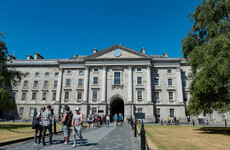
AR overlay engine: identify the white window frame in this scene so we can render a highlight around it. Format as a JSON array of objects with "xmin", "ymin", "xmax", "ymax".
[
  {"xmin": 154, "ymin": 78, "xmax": 159, "ymax": 86},
  {"xmin": 93, "ymin": 77, "xmax": 98, "ymax": 85},
  {"xmin": 137, "ymin": 77, "xmax": 142, "ymax": 85},
  {"xmin": 21, "ymin": 92, "xmax": 26, "ymax": 100},
  {"xmin": 79, "ymin": 70, "xmax": 83, "ymax": 74},
  {"xmin": 221, "ymin": 113, "xmax": 227, "ymax": 120},
  {"xmin": 153, "ymin": 69, "xmax": 158, "ymax": 74},
  {"xmin": 182, "ymin": 80, "xmax": 187, "ymax": 88},
  {"xmin": 19, "ymin": 107, "xmax": 24, "ymax": 116},
  {"xmin": 92, "ymin": 90, "xmax": 98, "ymax": 100},
  {"xmin": 155, "ymin": 92, "xmax": 160, "ymax": 101},
  {"xmin": 210, "ymin": 111, "xmax": 215, "ymax": 119},
  {"xmin": 167, "ymin": 69, "xmax": 173, "ymax": 74},
  {"xmin": 137, "ymin": 108, "xmax": 143, "ymax": 113},
  {"xmin": 43, "ymin": 81, "xmax": 48, "ymax": 88},
  {"xmin": 137, "ymin": 67, "xmax": 142, "ymax": 72},
  {"xmin": 168, "ymin": 92, "xmax": 174, "ymax": 100},
  {"xmin": 137, "ymin": 90, "xmax": 143, "ymax": 100},
  {"xmin": 168, "ymin": 78, "xmax": 173, "ymax": 86},
  {"xmin": 42, "ymin": 92, "xmax": 47, "ymax": 100},
  {"xmin": 66, "ymin": 79, "xmax": 70, "ymax": 86},
  {"xmin": 35, "ymin": 72, "xmax": 39, "ymax": 77},
  {"xmin": 29, "ymin": 107, "xmax": 35, "ymax": 116},
  {"xmin": 23, "ymin": 81, "xmax": 28, "ymax": 88},
  {"xmin": 55, "ymin": 72, "xmax": 59, "ymax": 77},
  {"xmin": 54, "ymin": 81, "xmax": 58, "ymax": 88},
  {"xmin": 94, "ymin": 68, "xmax": 99, "ymax": 72},
  {"xmin": 170, "ymin": 108, "xmax": 174, "ymax": 117},
  {"xmin": 45, "ymin": 72, "xmax": 49, "ymax": 77},
  {"xmin": 66, "ymin": 70, "xmax": 72, "ymax": 75},
  {"xmin": 64, "ymin": 91, "xmax": 70, "ymax": 100},
  {"xmin": 52, "ymin": 92, "xmax": 56, "ymax": 101},
  {"xmin": 33, "ymin": 81, "xmax": 38, "ymax": 88},
  {"xmin": 114, "ymin": 72, "xmax": 121, "ymax": 85},
  {"xmin": 78, "ymin": 79, "xmax": 83, "ymax": 86},
  {"xmin": 25, "ymin": 72, "xmax": 30, "ymax": 78},
  {"xmin": 77, "ymin": 91, "xmax": 82, "ymax": 100},
  {"xmin": 92, "ymin": 107, "xmax": 97, "ymax": 114},
  {"xmin": 32, "ymin": 91, "xmax": 37, "ymax": 100}
]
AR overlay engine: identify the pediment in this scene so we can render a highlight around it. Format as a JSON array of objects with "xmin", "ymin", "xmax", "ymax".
[{"xmin": 85, "ymin": 44, "xmax": 151, "ymax": 60}]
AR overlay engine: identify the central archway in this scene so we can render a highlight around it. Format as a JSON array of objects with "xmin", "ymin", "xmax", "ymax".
[{"xmin": 110, "ymin": 99, "xmax": 124, "ymax": 122}]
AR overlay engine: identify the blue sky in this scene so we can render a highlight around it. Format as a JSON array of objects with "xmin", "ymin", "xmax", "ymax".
[{"xmin": 1, "ymin": 0, "xmax": 201, "ymax": 59}]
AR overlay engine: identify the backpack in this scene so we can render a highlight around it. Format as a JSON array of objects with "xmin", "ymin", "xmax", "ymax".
[
  {"xmin": 67, "ymin": 112, "xmax": 72, "ymax": 126},
  {"xmin": 32, "ymin": 112, "xmax": 39, "ymax": 129}
]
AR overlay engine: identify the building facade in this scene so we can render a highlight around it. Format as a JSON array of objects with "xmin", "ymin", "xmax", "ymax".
[{"xmin": 7, "ymin": 44, "xmax": 227, "ymax": 123}]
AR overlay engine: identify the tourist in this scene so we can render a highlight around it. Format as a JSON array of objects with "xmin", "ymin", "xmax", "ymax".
[
  {"xmin": 106, "ymin": 115, "xmax": 110, "ymax": 127},
  {"xmin": 168, "ymin": 115, "xmax": 171, "ymax": 125},
  {"xmin": 62, "ymin": 105, "xmax": 72, "ymax": 142},
  {"xmin": 34, "ymin": 107, "xmax": 45, "ymax": 145},
  {"xmin": 206, "ymin": 119, "xmax": 209, "ymax": 125},
  {"xmin": 41, "ymin": 105, "xmax": 53, "ymax": 146},
  {"xmin": 102, "ymin": 115, "xmax": 106, "ymax": 125},
  {"xmin": 87, "ymin": 114, "xmax": 94, "ymax": 128},
  {"xmin": 114, "ymin": 113, "xmax": 118, "ymax": 126},
  {"xmin": 119, "ymin": 113, "xmax": 123, "ymax": 126},
  {"xmin": 174, "ymin": 116, "xmax": 177, "ymax": 125},
  {"xmin": 97, "ymin": 115, "xmax": 101, "ymax": 127},
  {"xmin": 62, "ymin": 106, "xmax": 71, "ymax": 145},
  {"xmin": 94, "ymin": 114, "xmax": 98, "ymax": 127},
  {"xmin": 72, "ymin": 107, "xmax": 83, "ymax": 148}
]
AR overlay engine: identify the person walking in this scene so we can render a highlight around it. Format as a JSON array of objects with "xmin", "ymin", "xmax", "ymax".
[
  {"xmin": 114, "ymin": 113, "xmax": 118, "ymax": 126},
  {"xmin": 62, "ymin": 106, "xmax": 71, "ymax": 145},
  {"xmin": 72, "ymin": 107, "xmax": 83, "ymax": 148},
  {"xmin": 106, "ymin": 115, "xmax": 110, "ymax": 127},
  {"xmin": 34, "ymin": 107, "xmax": 45, "ymax": 145},
  {"xmin": 119, "ymin": 113, "xmax": 123, "ymax": 126},
  {"xmin": 41, "ymin": 105, "xmax": 53, "ymax": 146}
]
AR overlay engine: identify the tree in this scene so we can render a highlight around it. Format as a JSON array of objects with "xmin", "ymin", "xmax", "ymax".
[
  {"xmin": 181, "ymin": 0, "xmax": 230, "ymax": 115},
  {"xmin": 0, "ymin": 33, "xmax": 23, "ymax": 117}
]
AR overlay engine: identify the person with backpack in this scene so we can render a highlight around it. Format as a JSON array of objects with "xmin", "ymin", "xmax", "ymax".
[
  {"xmin": 72, "ymin": 107, "xmax": 83, "ymax": 148},
  {"xmin": 62, "ymin": 106, "xmax": 72, "ymax": 145},
  {"xmin": 34, "ymin": 107, "xmax": 45, "ymax": 145},
  {"xmin": 41, "ymin": 105, "xmax": 53, "ymax": 146}
]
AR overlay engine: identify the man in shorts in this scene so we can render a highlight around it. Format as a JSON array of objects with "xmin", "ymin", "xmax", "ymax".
[
  {"xmin": 72, "ymin": 107, "xmax": 83, "ymax": 148},
  {"xmin": 119, "ymin": 113, "xmax": 123, "ymax": 126},
  {"xmin": 62, "ymin": 106, "xmax": 71, "ymax": 144}
]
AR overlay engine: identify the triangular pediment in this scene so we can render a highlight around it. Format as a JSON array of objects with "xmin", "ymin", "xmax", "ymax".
[{"xmin": 85, "ymin": 44, "xmax": 151, "ymax": 60}]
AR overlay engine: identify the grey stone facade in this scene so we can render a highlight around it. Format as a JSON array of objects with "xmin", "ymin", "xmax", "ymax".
[{"xmin": 6, "ymin": 44, "xmax": 228, "ymax": 123}]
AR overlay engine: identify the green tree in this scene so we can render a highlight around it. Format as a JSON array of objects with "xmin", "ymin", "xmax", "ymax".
[
  {"xmin": 0, "ymin": 33, "xmax": 23, "ymax": 116},
  {"xmin": 182, "ymin": 0, "xmax": 230, "ymax": 115}
]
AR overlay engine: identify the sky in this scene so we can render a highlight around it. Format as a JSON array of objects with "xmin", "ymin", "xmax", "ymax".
[{"xmin": 1, "ymin": 0, "xmax": 202, "ymax": 59}]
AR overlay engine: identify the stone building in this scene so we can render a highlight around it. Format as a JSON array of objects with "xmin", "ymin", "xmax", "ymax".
[{"xmin": 6, "ymin": 44, "xmax": 227, "ymax": 123}]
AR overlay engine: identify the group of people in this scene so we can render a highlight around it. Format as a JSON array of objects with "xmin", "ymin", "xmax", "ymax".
[
  {"xmin": 167, "ymin": 115, "xmax": 178, "ymax": 125},
  {"xmin": 86, "ymin": 114, "xmax": 110, "ymax": 128},
  {"xmin": 113, "ymin": 113, "xmax": 123, "ymax": 126},
  {"xmin": 33, "ymin": 105, "xmax": 83, "ymax": 148}
]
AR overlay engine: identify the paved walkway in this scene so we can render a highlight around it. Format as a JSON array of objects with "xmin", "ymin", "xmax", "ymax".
[{"xmin": 3, "ymin": 123, "xmax": 139, "ymax": 150}]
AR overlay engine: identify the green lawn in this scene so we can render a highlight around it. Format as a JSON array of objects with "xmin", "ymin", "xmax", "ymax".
[{"xmin": 138, "ymin": 125, "xmax": 230, "ymax": 150}]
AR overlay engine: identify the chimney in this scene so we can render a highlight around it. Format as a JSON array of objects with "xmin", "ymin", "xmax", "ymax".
[
  {"xmin": 7, "ymin": 55, "xmax": 16, "ymax": 60},
  {"xmin": 141, "ymin": 47, "xmax": 146, "ymax": 54},
  {"xmin": 93, "ymin": 48, "xmax": 98, "ymax": 54},
  {"xmin": 163, "ymin": 52, "xmax": 168, "ymax": 57},
  {"xmin": 73, "ymin": 54, "xmax": 78, "ymax": 58},
  {"xmin": 27, "ymin": 55, "xmax": 34, "ymax": 60},
  {"xmin": 34, "ymin": 52, "xmax": 44, "ymax": 59}
]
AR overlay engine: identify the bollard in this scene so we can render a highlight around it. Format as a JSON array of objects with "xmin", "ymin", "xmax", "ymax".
[
  {"xmin": 225, "ymin": 120, "xmax": 227, "ymax": 127},
  {"xmin": 141, "ymin": 120, "xmax": 146, "ymax": 150},
  {"xmin": 54, "ymin": 119, "xmax": 57, "ymax": 135},
  {"xmin": 134, "ymin": 121, "xmax": 137, "ymax": 137},
  {"xmin": 193, "ymin": 120, "xmax": 195, "ymax": 126}
]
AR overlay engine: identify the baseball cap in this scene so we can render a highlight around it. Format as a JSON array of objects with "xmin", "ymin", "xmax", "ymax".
[{"xmin": 75, "ymin": 107, "xmax": 80, "ymax": 111}]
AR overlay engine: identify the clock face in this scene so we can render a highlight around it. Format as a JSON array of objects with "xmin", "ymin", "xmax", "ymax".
[{"xmin": 114, "ymin": 49, "xmax": 122, "ymax": 57}]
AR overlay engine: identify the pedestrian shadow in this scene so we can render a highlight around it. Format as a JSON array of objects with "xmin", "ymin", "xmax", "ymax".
[{"xmin": 195, "ymin": 127, "xmax": 230, "ymax": 136}]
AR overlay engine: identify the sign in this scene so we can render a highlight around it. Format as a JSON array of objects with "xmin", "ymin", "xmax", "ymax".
[
  {"xmin": 135, "ymin": 113, "xmax": 145, "ymax": 119},
  {"xmin": 98, "ymin": 110, "xmax": 104, "ymax": 113}
]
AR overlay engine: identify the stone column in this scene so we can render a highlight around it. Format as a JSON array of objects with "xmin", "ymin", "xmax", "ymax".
[
  {"xmin": 147, "ymin": 65, "xmax": 152, "ymax": 102},
  {"xmin": 176, "ymin": 68, "xmax": 183, "ymax": 103},
  {"xmin": 128, "ymin": 65, "xmax": 133, "ymax": 103},
  {"xmin": 83, "ymin": 66, "xmax": 89, "ymax": 102},
  {"xmin": 102, "ymin": 66, "xmax": 107, "ymax": 102},
  {"xmin": 56, "ymin": 68, "xmax": 63, "ymax": 119}
]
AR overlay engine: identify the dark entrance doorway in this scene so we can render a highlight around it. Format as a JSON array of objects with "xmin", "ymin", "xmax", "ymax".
[{"xmin": 110, "ymin": 99, "xmax": 124, "ymax": 122}]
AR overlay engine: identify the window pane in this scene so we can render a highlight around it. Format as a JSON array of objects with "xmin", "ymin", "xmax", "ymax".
[
  {"xmin": 22, "ymin": 92, "xmax": 26, "ymax": 100},
  {"xmin": 44, "ymin": 81, "xmax": 48, "ymax": 88},
  {"xmin": 182, "ymin": 80, "xmax": 187, "ymax": 87},
  {"xmin": 55, "ymin": 72, "xmax": 59, "ymax": 76},
  {"xmin": 138, "ymin": 90, "xmax": 142, "ymax": 99},
  {"xmin": 137, "ymin": 68, "xmax": 142, "ymax": 72},
  {"xmin": 92, "ymin": 107, "xmax": 97, "ymax": 114},
  {"xmin": 30, "ymin": 108, "xmax": 34, "ymax": 116},
  {"xmin": 93, "ymin": 77, "xmax": 98, "ymax": 84},
  {"xmin": 154, "ymin": 69, "xmax": 158, "ymax": 74},
  {"xmin": 33, "ymin": 81, "xmax": 38, "ymax": 88},
  {"xmin": 54, "ymin": 81, "xmax": 58, "ymax": 88},
  {"xmin": 184, "ymin": 93, "xmax": 188, "ymax": 102},
  {"xmin": 67, "ymin": 70, "xmax": 71, "ymax": 74},
  {"xmin": 156, "ymin": 108, "xmax": 160, "ymax": 116},
  {"xmin": 137, "ymin": 77, "xmax": 142, "ymax": 84},
  {"xmin": 114, "ymin": 72, "xmax": 121, "ymax": 84},
  {"xmin": 154, "ymin": 79, "xmax": 159, "ymax": 85},
  {"xmin": 32, "ymin": 92, "xmax": 36, "ymax": 100},
  {"xmin": 181, "ymin": 71, "xmax": 186, "ymax": 76},
  {"xmin": 168, "ymin": 79, "xmax": 172, "ymax": 86},
  {"xmin": 79, "ymin": 70, "xmax": 83, "ymax": 74},
  {"xmin": 167, "ymin": 69, "xmax": 172, "ymax": 74},
  {"xmin": 45, "ymin": 72, "xmax": 49, "ymax": 76},
  {"xmin": 19, "ymin": 107, "xmax": 24, "ymax": 115},
  {"xmin": 93, "ymin": 90, "xmax": 97, "ymax": 100},
  {"xmin": 23, "ymin": 81, "xmax": 28, "ymax": 88},
  {"xmin": 35, "ymin": 72, "xmax": 39, "ymax": 77},
  {"xmin": 42, "ymin": 92, "xmax": 47, "ymax": 100},
  {"xmin": 155, "ymin": 92, "xmax": 159, "ymax": 100},
  {"xmin": 94, "ymin": 68, "xmax": 99, "ymax": 72},
  {"xmin": 138, "ymin": 108, "xmax": 142, "ymax": 113},
  {"xmin": 52, "ymin": 92, "xmax": 56, "ymax": 100},
  {"xmin": 66, "ymin": 79, "xmax": 70, "ymax": 86},
  {"xmin": 65, "ymin": 91, "xmax": 69, "ymax": 100},
  {"xmin": 78, "ymin": 79, "xmax": 82, "ymax": 86},
  {"xmin": 170, "ymin": 109, "xmax": 174, "ymax": 117},
  {"xmin": 169, "ymin": 92, "xmax": 173, "ymax": 100},
  {"xmin": 77, "ymin": 91, "xmax": 82, "ymax": 99}
]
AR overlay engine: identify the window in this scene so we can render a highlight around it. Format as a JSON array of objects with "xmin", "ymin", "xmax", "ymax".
[
  {"xmin": 94, "ymin": 68, "xmax": 99, "ymax": 72},
  {"xmin": 45, "ymin": 72, "xmax": 49, "ymax": 77},
  {"xmin": 93, "ymin": 77, "xmax": 98, "ymax": 84},
  {"xmin": 66, "ymin": 79, "xmax": 70, "ymax": 86},
  {"xmin": 182, "ymin": 80, "xmax": 187, "ymax": 88},
  {"xmin": 54, "ymin": 81, "xmax": 58, "ymax": 88},
  {"xmin": 170, "ymin": 109, "xmax": 174, "ymax": 117},
  {"xmin": 67, "ymin": 70, "xmax": 71, "ymax": 74},
  {"xmin": 92, "ymin": 107, "xmax": 97, "ymax": 114},
  {"xmin": 137, "ymin": 68, "xmax": 142, "ymax": 72},
  {"xmin": 35, "ymin": 72, "xmax": 39, "ymax": 77},
  {"xmin": 12, "ymin": 92, "xmax": 17, "ymax": 101},
  {"xmin": 79, "ymin": 70, "xmax": 83, "ymax": 74},
  {"xmin": 33, "ymin": 81, "xmax": 38, "ymax": 88},
  {"xmin": 222, "ymin": 113, "xmax": 227, "ymax": 119},
  {"xmin": 25, "ymin": 72, "xmax": 29, "ymax": 78},
  {"xmin": 52, "ymin": 92, "xmax": 56, "ymax": 101},
  {"xmin": 29, "ymin": 107, "xmax": 34, "ymax": 116},
  {"xmin": 210, "ymin": 111, "xmax": 214, "ymax": 119},
  {"xmin": 154, "ymin": 79, "xmax": 159, "ymax": 85},
  {"xmin": 137, "ymin": 77, "xmax": 142, "ymax": 85},
  {"xmin": 65, "ymin": 91, "xmax": 69, "ymax": 100},
  {"xmin": 156, "ymin": 108, "xmax": 160, "ymax": 116},
  {"xmin": 154, "ymin": 69, "xmax": 158, "ymax": 74},
  {"xmin": 92, "ymin": 90, "xmax": 98, "ymax": 100},
  {"xmin": 43, "ymin": 81, "xmax": 48, "ymax": 88},
  {"xmin": 114, "ymin": 72, "xmax": 121, "ymax": 84},
  {"xmin": 168, "ymin": 78, "xmax": 172, "ymax": 86},
  {"xmin": 137, "ymin": 90, "xmax": 142, "ymax": 99},
  {"xmin": 181, "ymin": 71, "xmax": 186, "ymax": 76},
  {"xmin": 19, "ymin": 107, "xmax": 24, "ymax": 116},
  {"xmin": 42, "ymin": 92, "xmax": 47, "ymax": 100},
  {"xmin": 21, "ymin": 92, "xmax": 26, "ymax": 100},
  {"xmin": 77, "ymin": 91, "xmax": 82, "ymax": 100},
  {"xmin": 32, "ymin": 92, "xmax": 36, "ymax": 100},
  {"xmin": 23, "ymin": 81, "xmax": 28, "ymax": 88},
  {"xmin": 13, "ymin": 81, "xmax": 18, "ymax": 88},
  {"xmin": 167, "ymin": 69, "xmax": 172, "ymax": 74},
  {"xmin": 169, "ymin": 92, "xmax": 173, "ymax": 100},
  {"xmin": 154, "ymin": 92, "xmax": 160, "ymax": 101},
  {"xmin": 55, "ymin": 72, "xmax": 59, "ymax": 77},
  {"xmin": 78, "ymin": 79, "xmax": 83, "ymax": 86},
  {"xmin": 138, "ymin": 108, "xmax": 143, "ymax": 113},
  {"xmin": 184, "ymin": 93, "xmax": 188, "ymax": 102}
]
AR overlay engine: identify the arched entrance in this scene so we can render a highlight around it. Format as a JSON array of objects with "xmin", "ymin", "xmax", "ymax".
[{"xmin": 110, "ymin": 99, "xmax": 124, "ymax": 122}]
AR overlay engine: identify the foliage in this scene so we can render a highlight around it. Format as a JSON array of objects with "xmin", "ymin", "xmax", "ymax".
[
  {"xmin": 182, "ymin": 0, "xmax": 230, "ymax": 115},
  {"xmin": 0, "ymin": 33, "xmax": 23, "ymax": 115}
]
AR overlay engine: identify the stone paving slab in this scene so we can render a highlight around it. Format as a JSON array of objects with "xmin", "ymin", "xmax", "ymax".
[{"xmin": 2, "ymin": 123, "xmax": 139, "ymax": 150}]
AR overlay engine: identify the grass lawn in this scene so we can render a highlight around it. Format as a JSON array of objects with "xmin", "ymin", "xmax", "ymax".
[
  {"xmin": 0, "ymin": 122, "xmax": 62, "ymax": 143},
  {"xmin": 138, "ymin": 125, "xmax": 230, "ymax": 150}
]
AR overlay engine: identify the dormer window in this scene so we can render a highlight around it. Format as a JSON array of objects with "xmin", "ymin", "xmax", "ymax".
[
  {"xmin": 137, "ymin": 68, "xmax": 142, "ymax": 72},
  {"xmin": 167, "ymin": 69, "xmax": 172, "ymax": 74},
  {"xmin": 94, "ymin": 68, "xmax": 99, "ymax": 72}
]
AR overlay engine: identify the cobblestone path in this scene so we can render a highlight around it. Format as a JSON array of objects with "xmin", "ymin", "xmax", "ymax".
[{"xmin": 2, "ymin": 123, "xmax": 139, "ymax": 150}]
